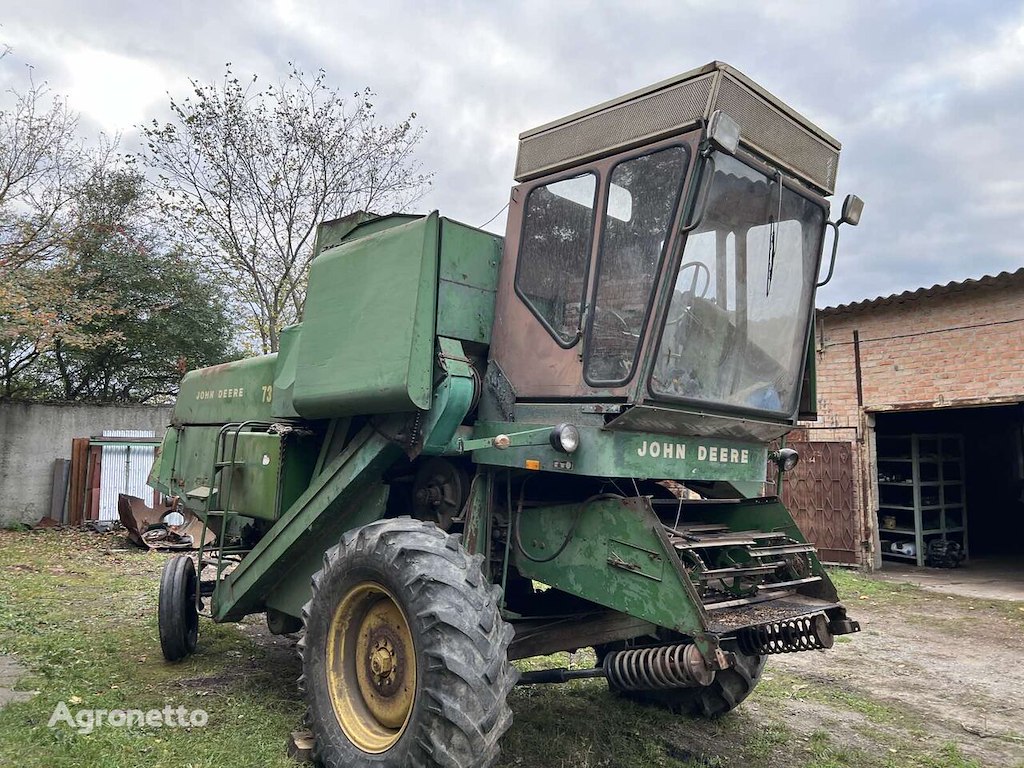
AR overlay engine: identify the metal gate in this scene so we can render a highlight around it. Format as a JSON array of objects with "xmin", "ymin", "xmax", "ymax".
[{"xmin": 778, "ymin": 441, "xmax": 859, "ymax": 564}]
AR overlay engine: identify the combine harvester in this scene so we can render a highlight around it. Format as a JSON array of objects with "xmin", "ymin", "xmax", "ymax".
[{"xmin": 150, "ymin": 61, "xmax": 864, "ymax": 767}]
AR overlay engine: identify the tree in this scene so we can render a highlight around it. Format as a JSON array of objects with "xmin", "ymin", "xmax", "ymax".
[
  {"xmin": 0, "ymin": 53, "xmax": 234, "ymax": 402},
  {"xmin": 140, "ymin": 64, "xmax": 432, "ymax": 353},
  {"xmin": 0, "ymin": 79, "xmax": 85, "ymax": 277},
  {"xmin": 0, "ymin": 68, "xmax": 109, "ymax": 399},
  {"xmin": 0, "ymin": 163, "xmax": 236, "ymax": 402}
]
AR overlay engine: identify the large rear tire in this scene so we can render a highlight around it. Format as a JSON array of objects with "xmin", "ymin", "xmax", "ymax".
[
  {"xmin": 300, "ymin": 518, "xmax": 517, "ymax": 767},
  {"xmin": 158, "ymin": 555, "xmax": 199, "ymax": 661}
]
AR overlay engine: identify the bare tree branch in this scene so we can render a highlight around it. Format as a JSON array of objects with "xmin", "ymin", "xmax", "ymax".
[{"xmin": 139, "ymin": 64, "xmax": 432, "ymax": 353}]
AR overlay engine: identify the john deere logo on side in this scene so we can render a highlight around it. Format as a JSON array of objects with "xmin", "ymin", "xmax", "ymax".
[{"xmin": 636, "ymin": 440, "xmax": 750, "ymax": 465}]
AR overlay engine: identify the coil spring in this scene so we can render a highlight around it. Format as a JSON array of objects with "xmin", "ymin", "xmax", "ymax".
[
  {"xmin": 736, "ymin": 613, "xmax": 834, "ymax": 656},
  {"xmin": 603, "ymin": 643, "xmax": 715, "ymax": 691}
]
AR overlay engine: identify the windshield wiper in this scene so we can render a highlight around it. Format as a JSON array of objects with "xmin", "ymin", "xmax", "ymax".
[{"xmin": 765, "ymin": 170, "xmax": 783, "ymax": 296}]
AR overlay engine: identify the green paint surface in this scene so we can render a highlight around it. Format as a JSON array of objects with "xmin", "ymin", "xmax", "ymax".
[
  {"xmin": 292, "ymin": 213, "xmax": 440, "ymax": 417},
  {"xmin": 436, "ymin": 218, "xmax": 502, "ymax": 345},
  {"xmin": 172, "ymin": 355, "xmax": 277, "ymax": 425},
  {"xmin": 473, "ymin": 422, "xmax": 768, "ymax": 483},
  {"xmin": 513, "ymin": 497, "xmax": 707, "ymax": 635}
]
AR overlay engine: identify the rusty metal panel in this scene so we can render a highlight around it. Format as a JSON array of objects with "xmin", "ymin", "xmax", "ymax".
[{"xmin": 778, "ymin": 441, "xmax": 858, "ymax": 564}]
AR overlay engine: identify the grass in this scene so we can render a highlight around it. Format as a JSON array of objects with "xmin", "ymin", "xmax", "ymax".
[
  {"xmin": 0, "ymin": 530, "xmax": 1018, "ymax": 767},
  {"xmin": 0, "ymin": 529, "xmax": 300, "ymax": 768},
  {"xmin": 828, "ymin": 567, "xmax": 1024, "ymax": 630}
]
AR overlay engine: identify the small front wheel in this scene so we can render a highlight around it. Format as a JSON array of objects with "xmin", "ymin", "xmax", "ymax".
[{"xmin": 158, "ymin": 555, "xmax": 199, "ymax": 661}]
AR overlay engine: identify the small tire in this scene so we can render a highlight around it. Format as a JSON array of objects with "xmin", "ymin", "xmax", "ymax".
[
  {"xmin": 300, "ymin": 518, "xmax": 516, "ymax": 768},
  {"xmin": 598, "ymin": 641, "xmax": 765, "ymax": 717},
  {"xmin": 158, "ymin": 555, "xmax": 199, "ymax": 662}
]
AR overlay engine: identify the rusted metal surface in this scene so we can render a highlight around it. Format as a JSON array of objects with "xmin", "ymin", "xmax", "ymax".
[
  {"xmin": 117, "ymin": 494, "xmax": 212, "ymax": 550},
  {"xmin": 489, "ymin": 133, "xmax": 700, "ymax": 401},
  {"xmin": 778, "ymin": 440, "xmax": 859, "ymax": 564},
  {"xmin": 605, "ymin": 642, "xmax": 714, "ymax": 690}
]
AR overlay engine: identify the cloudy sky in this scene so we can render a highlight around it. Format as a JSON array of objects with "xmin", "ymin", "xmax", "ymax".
[{"xmin": 2, "ymin": 0, "xmax": 1023, "ymax": 307}]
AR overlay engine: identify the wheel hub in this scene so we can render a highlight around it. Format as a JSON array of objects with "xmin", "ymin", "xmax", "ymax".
[
  {"xmin": 326, "ymin": 582, "xmax": 417, "ymax": 753},
  {"xmin": 366, "ymin": 627, "xmax": 404, "ymax": 696}
]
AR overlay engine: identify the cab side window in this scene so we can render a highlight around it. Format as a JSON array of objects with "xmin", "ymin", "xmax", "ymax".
[{"xmin": 515, "ymin": 173, "xmax": 597, "ymax": 346}]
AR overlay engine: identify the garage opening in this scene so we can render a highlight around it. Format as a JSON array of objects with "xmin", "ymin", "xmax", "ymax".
[{"xmin": 873, "ymin": 404, "xmax": 1024, "ymax": 574}]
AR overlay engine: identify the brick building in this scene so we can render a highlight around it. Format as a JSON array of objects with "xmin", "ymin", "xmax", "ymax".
[{"xmin": 784, "ymin": 269, "xmax": 1024, "ymax": 569}]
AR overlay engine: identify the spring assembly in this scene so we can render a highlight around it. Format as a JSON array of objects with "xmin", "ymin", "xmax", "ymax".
[
  {"xmin": 603, "ymin": 643, "xmax": 715, "ymax": 691},
  {"xmin": 736, "ymin": 613, "xmax": 834, "ymax": 656}
]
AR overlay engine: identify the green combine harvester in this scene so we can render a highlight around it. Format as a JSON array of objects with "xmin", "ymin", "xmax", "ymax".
[{"xmin": 150, "ymin": 61, "xmax": 864, "ymax": 767}]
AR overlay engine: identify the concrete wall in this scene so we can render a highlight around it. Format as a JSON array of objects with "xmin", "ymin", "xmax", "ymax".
[
  {"xmin": 803, "ymin": 274, "xmax": 1024, "ymax": 566},
  {"xmin": 0, "ymin": 402, "xmax": 172, "ymax": 525}
]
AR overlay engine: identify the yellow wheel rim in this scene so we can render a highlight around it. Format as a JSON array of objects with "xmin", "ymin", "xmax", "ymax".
[{"xmin": 326, "ymin": 582, "xmax": 417, "ymax": 753}]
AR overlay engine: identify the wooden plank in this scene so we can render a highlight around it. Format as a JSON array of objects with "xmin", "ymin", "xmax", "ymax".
[
  {"xmin": 68, "ymin": 438, "xmax": 91, "ymax": 526},
  {"xmin": 49, "ymin": 459, "xmax": 71, "ymax": 524}
]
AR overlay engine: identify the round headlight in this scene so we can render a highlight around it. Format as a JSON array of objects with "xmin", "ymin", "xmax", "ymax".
[
  {"xmin": 549, "ymin": 423, "xmax": 580, "ymax": 454},
  {"xmin": 771, "ymin": 448, "xmax": 800, "ymax": 472}
]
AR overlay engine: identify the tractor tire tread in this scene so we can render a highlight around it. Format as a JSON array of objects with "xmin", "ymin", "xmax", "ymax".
[{"xmin": 299, "ymin": 517, "xmax": 516, "ymax": 768}]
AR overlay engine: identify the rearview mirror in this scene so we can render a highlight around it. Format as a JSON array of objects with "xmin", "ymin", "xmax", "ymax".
[{"xmin": 840, "ymin": 194, "xmax": 864, "ymax": 226}]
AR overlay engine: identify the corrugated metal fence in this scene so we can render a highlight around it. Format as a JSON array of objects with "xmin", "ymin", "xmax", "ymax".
[{"xmin": 97, "ymin": 430, "xmax": 157, "ymax": 521}]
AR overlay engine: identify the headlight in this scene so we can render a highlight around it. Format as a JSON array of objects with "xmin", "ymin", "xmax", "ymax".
[
  {"xmin": 549, "ymin": 423, "xmax": 580, "ymax": 454},
  {"xmin": 769, "ymin": 448, "xmax": 800, "ymax": 472}
]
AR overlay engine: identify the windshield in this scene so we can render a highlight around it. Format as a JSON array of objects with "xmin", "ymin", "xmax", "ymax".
[{"xmin": 651, "ymin": 152, "xmax": 825, "ymax": 416}]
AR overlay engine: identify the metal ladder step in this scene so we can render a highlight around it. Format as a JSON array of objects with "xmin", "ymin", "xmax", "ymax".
[
  {"xmin": 670, "ymin": 534, "xmax": 758, "ymax": 549},
  {"xmin": 746, "ymin": 543, "xmax": 816, "ymax": 557},
  {"xmin": 700, "ymin": 562, "xmax": 786, "ymax": 578},
  {"xmin": 757, "ymin": 575, "xmax": 822, "ymax": 591}
]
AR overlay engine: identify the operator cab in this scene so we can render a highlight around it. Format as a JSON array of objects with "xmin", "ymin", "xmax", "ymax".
[{"xmin": 486, "ymin": 61, "xmax": 860, "ymax": 442}]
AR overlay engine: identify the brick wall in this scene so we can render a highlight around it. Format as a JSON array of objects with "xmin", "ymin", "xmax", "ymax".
[{"xmin": 803, "ymin": 274, "xmax": 1024, "ymax": 566}]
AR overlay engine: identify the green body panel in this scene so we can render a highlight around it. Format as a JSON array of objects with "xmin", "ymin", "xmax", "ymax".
[
  {"xmin": 436, "ymin": 219, "xmax": 502, "ymax": 346},
  {"xmin": 214, "ymin": 424, "xmax": 404, "ymax": 620},
  {"xmin": 150, "ymin": 426, "xmax": 316, "ymax": 523},
  {"xmin": 219, "ymin": 432, "xmax": 283, "ymax": 521},
  {"xmin": 223, "ymin": 432, "xmax": 318, "ymax": 522},
  {"xmin": 156, "ymin": 426, "xmax": 221, "ymax": 506},
  {"xmin": 271, "ymin": 324, "xmax": 301, "ymax": 419},
  {"xmin": 172, "ymin": 355, "xmax": 277, "ymax": 425},
  {"xmin": 292, "ymin": 214, "xmax": 440, "ymax": 417},
  {"xmin": 513, "ymin": 497, "xmax": 707, "ymax": 636},
  {"xmin": 148, "ymin": 426, "xmax": 177, "ymax": 490},
  {"xmin": 263, "ymin": 485, "xmax": 389, "ymax": 618},
  {"xmin": 471, "ymin": 422, "xmax": 768, "ymax": 483}
]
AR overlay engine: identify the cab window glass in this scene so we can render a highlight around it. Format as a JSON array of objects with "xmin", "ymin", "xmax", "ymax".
[
  {"xmin": 515, "ymin": 173, "xmax": 597, "ymax": 345},
  {"xmin": 584, "ymin": 146, "xmax": 689, "ymax": 383}
]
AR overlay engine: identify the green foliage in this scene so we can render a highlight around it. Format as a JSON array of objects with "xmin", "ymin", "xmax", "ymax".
[
  {"xmin": 0, "ymin": 64, "xmax": 236, "ymax": 402},
  {"xmin": 0, "ymin": 163, "xmax": 235, "ymax": 402}
]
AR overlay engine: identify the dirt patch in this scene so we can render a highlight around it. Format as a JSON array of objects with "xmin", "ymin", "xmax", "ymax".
[
  {"xmin": 0, "ymin": 655, "xmax": 35, "ymax": 709},
  {"xmin": 757, "ymin": 591, "xmax": 1024, "ymax": 766}
]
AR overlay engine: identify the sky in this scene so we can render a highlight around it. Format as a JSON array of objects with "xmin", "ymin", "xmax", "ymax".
[{"xmin": 2, "ymin": 0, "xmax": 1023, "ymax": 307}]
